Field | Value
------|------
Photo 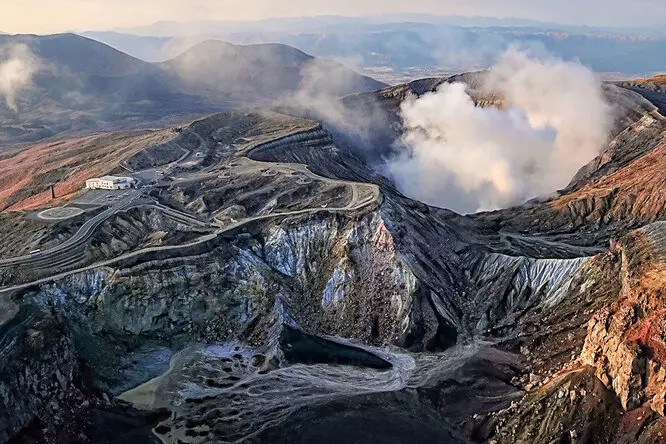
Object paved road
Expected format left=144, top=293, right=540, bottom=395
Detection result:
left=146, top=202, right=211, bottom=228
left=0, top=192, right=141, bottom=268
left=0, top=134, right=380, bottom=292
left=0, top=198, right=209, bottom=274
left=0, top=183, right=379, bottom=295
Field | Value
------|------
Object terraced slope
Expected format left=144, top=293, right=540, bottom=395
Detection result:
left=5, top=76, right=666, bottom=444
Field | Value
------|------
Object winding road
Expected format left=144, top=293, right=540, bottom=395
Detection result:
left=0, top=194, right=140, bottom=268
left=0, top=143, right=380, bottom=294
left=0, top=180, right=379, bottom=295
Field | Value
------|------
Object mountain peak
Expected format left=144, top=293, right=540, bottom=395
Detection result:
left=161, top=39, right=385, bottom=101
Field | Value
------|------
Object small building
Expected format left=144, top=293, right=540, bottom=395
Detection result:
left=85, top=176, right=137, bottom=190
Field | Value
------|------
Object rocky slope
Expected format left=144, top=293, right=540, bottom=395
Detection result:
left=618, top=75, right=666, bottom=115
left=3, top=79, right=666, bottom=444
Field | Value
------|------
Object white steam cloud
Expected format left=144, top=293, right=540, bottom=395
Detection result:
left=0, top=44, right=39, bottom=111
left=387, top=49, right=613, bottom=214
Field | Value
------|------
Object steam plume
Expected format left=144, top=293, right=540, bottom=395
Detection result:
left=387, top=49, right=613, bottom=214
left=0, top=44, right=39, bottom=111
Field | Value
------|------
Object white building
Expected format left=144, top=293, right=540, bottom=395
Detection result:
left=85, top=176, right=137, bottom=190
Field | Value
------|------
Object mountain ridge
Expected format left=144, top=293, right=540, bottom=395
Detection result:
left=3, top=73, right=666, bottom=442
left=0, top=33, right=385, bottom=147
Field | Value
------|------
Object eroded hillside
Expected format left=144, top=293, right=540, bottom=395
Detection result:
left=3, top=76, right=666, bottom=444
left=0, top=129, right=179, bottom=211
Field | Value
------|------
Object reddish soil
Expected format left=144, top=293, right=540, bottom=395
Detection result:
left=548, top=139, right=666, bottom=223
left=0, top=130, right=175, bottom=211
left=635, top=75, right=666, bottom=88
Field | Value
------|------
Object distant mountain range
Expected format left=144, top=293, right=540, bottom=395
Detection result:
left=0, top=33, right=384, bottom=146
left=107, top=15, right=666, bottom=38
left=83, top=18, right=666, bottom=80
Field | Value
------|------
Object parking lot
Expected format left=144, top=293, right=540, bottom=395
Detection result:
left=71, top=188, right=142, bottom=207
left=131, top=169, right=160, bottom=186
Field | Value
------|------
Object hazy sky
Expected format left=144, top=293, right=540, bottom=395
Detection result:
left=1, top=0, right=665, bottom=34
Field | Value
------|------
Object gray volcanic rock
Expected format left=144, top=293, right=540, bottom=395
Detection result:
left=23, top=206, right=436, bottom=349
left=0, top=305, right=82, bottom=442
left=4, top=80, right=666, bottom=443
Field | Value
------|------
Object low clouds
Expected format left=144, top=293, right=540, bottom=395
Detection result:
left=0, top=44, right=39, bottom=111
left=2, top=0, right=665, bottom=34
left=387, top=49, right=613, bottom=214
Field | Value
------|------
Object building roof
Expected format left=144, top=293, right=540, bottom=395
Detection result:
left=88, top=176, right=133, bottom=182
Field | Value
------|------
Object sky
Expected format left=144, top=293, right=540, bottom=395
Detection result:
left=1, top=0, right=665, bottom=34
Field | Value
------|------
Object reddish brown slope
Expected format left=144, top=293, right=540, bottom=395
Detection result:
left=483, top=129, right=666, bottom=235
left=0, top=130, right=176, bottom=211
left=549, top=138, right=666, bottom=225
left=634, top=75, right=666, bottom=88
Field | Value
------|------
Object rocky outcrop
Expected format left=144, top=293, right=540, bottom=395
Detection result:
left=38, top=247, right=286, bottom=347
left=581, top=222, right=666, bottom=415
left=490, top=367, right=623, bottom=444
left=0, top=306, right=82, bottom=442
left=21, top=206, right=437, bottom=352
left=262, top=211, right=420, bottom=345
left=479, top=223, right=666, bottom=441
left=5, top=81, right=666, bottom=443
left=465, top=253, right=589, bottom=333
left=0, top=198, right=467, bottom=442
